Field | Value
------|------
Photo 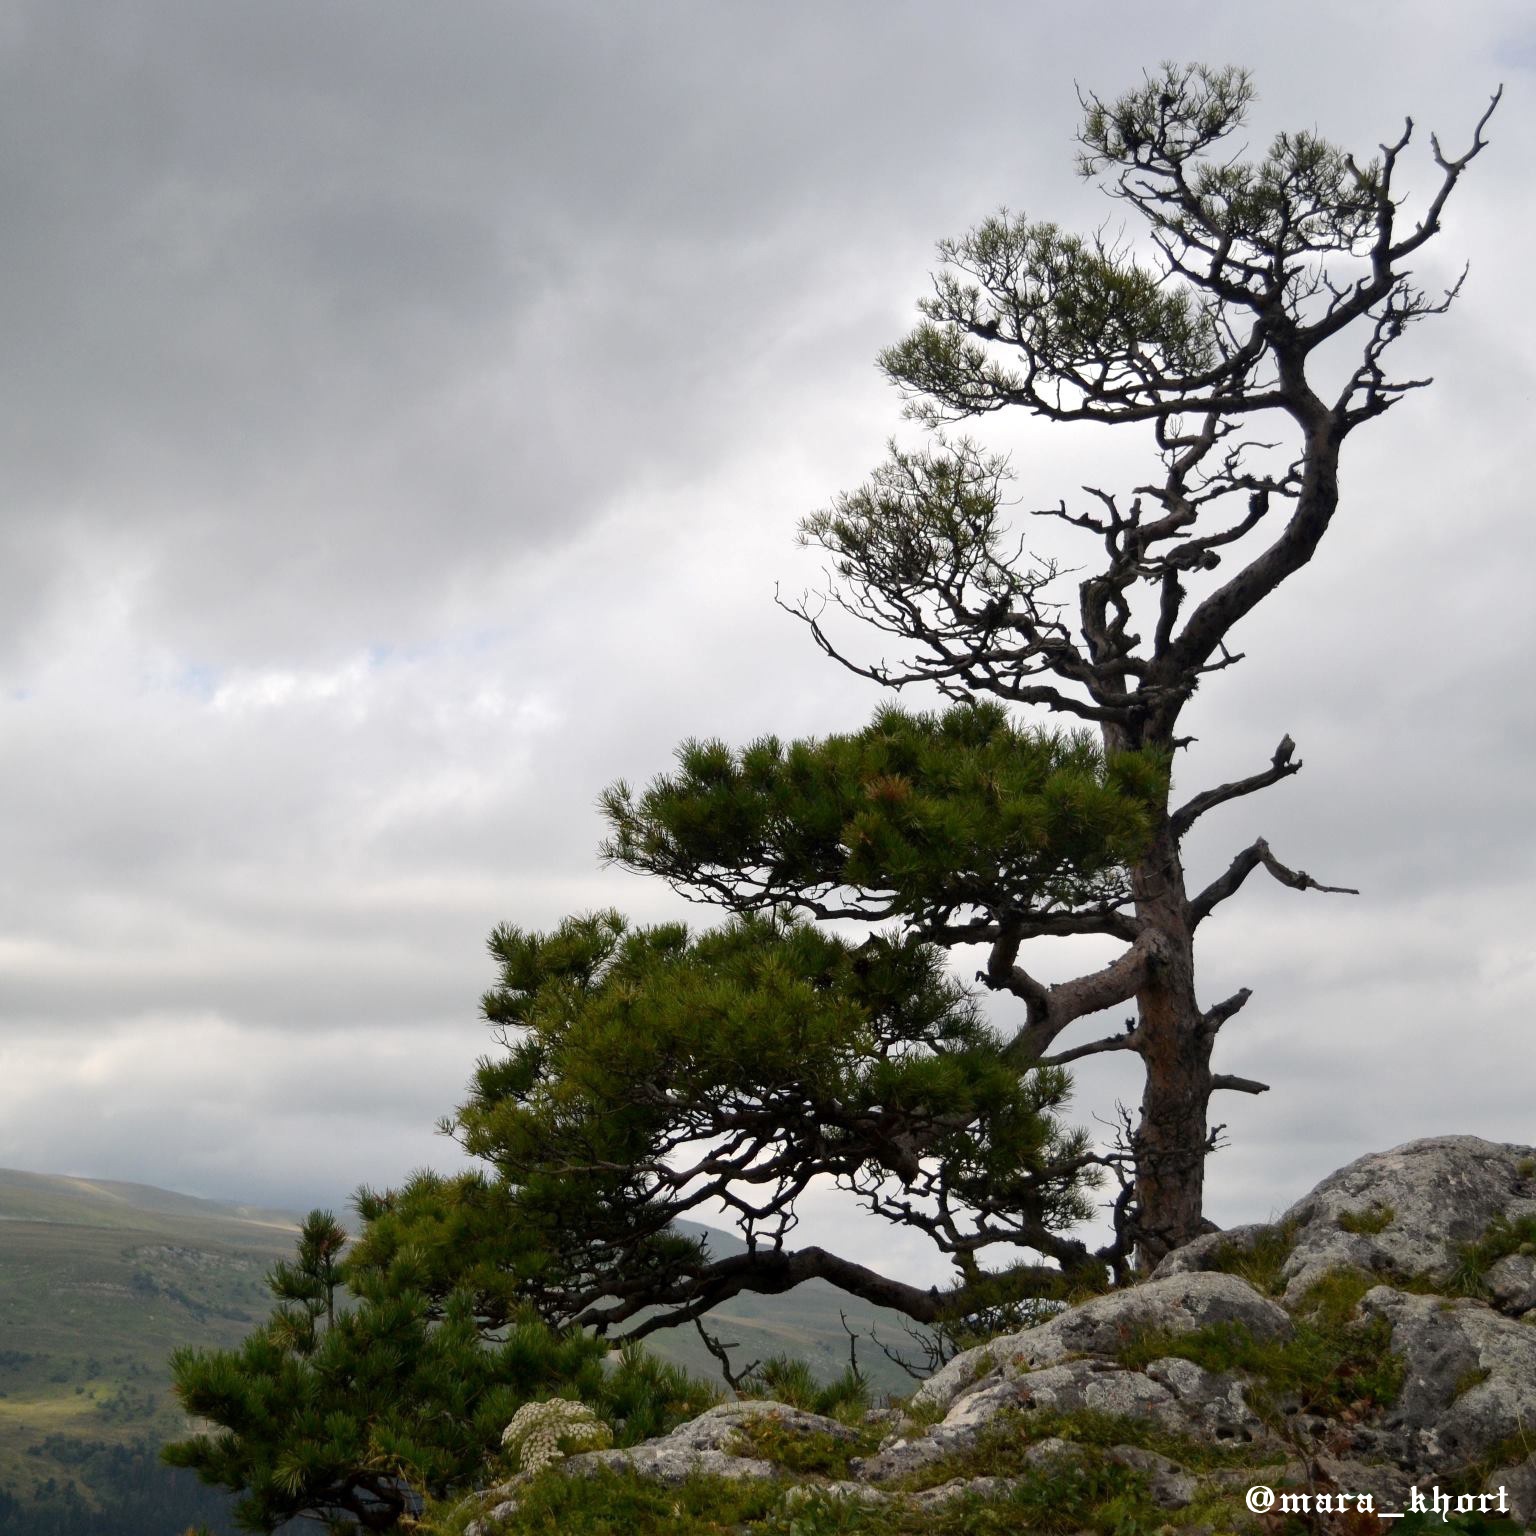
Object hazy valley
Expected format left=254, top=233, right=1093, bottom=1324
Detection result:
left=0, top=1166, right=914, bottom=1534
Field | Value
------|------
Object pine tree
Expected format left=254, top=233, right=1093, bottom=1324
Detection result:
left=607, top=64, right=1498, bottom=1265
left=162, top=1211, right=615, bottom=1532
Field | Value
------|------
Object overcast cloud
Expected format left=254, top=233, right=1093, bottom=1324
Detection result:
left=0, top=1, right=1531, bottom=1284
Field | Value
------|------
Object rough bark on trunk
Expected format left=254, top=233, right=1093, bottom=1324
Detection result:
left=1126, top=821, right=1212, bottom=1268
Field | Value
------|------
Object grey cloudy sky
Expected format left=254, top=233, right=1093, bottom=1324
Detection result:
left=1, top=1, right=1531, bottom=1283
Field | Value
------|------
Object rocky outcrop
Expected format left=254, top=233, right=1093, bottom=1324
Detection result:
left=461, top=1136, right=1536, bottom=1534
left=1361, top=1286, right=1536, bottom=1469
left=466, top=1402, right=814, bottom=1531
left=1155, top=1135, right=1536, bottom=1309
left=910, top=1270, right=1291, bottom=1414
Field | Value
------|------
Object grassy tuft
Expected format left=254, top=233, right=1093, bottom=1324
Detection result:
left=419, top=1466, right=782, bottom=1535
left=731, top=1411, right=880, bottom=1479
left=1202, top=1220, right=1298, bottom=1297
left=1336, top=1203, right=1395, bottom=1236
left=1114, top=1266, right=1403, bottom=1419
left=979, top=1406, right=1270, bottom=1475
left=1442, top=1214, right=1536, bottom=1299
left=741, top=1356, right=870, bottom=1423
left=1451, top=1366, right=1492, bottom=1401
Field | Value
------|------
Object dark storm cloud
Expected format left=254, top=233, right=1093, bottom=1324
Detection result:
left=0, top=0, right=1530, bottom=1242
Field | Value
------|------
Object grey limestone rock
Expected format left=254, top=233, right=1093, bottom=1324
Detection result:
left=570, top=1399, right=861, bottom=1485
left=911, top=1270, right=1290, bottom=1414
left=1151, top=1222, right=1277, bottom=1279
left=466, top=1137, right=1536, bottom=1535
left=783, top=1470, right=1040, bottom=1511
left=465, top=1401, right=833, bottom=1531
left=1142, top=1355, right=1268, bottom=1442
left=1156, top=1136, right=1536, bottom=1308
left=908, top=1472, right=1026, bottom=1509
left=850, top=1433, right=958, bottom=1486
left=1486, top=1250, right=1536, bottom=1315
left=1487, top=1453, right=1536, bottom=1527
left=780, top=1478, right=890, bottom=1509
left=978, top=1351, right=1266, bottom=1444
left=1309, top=1454, right=1417, bottom=1516
left=1360, top=1286, right=1536, bottom=1471
left=1005, top=1357, right=1180, bottom=1422
left=1105, top=1444, right=1199, bottom=1509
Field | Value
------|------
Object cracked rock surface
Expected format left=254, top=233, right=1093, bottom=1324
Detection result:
left=462, top=1135, right=1536, bottom=1534
left=1156, top=1134, right=1536, bottom=1306
left=911, top=1270, right=1291, bottom=1414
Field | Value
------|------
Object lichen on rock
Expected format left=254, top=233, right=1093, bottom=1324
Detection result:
left=453, top=1136, right=1536, bottom=1534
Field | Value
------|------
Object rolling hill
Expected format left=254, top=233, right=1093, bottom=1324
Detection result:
left=0, top=1167, right=925, bottom=1533
left=0, top=1167, right=304, bottom=1533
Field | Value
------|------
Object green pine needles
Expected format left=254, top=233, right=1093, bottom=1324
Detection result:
left=162, top=57, right=1498, bottom=1532
left=163, top=1212, right=613, bottom=1531
left=452, top=892, right=1117, bottom=1340
left=164, top=1210, right=715, bottom=1531
left=601, top=701, right=1166, bottom=936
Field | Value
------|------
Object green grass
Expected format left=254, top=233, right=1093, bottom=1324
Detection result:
left=1336, top=1203, right=1395, bottom=1235
left=1114, top=1267, right=1404, bottom=1419
left=1442, top=1213, right=1536, bottom=1299
left=964, top=1406, right=1271, bottom=1475
left=1199, top=1219, right=1298, bottom=1296
left=0, top=1167, right=304, bottom=1509
left=730, top=1406, right=880, bottom=1479
left=422, top=1453, right=1160, bottom=1536
left=1452, top=1365, right=1492, bottom=1400
left=429, top=1413, right=1269, bottom=1536
left=1208, top=1205, right=1536, bottom=1306
left=424, top=1467, right=783, bottom=1536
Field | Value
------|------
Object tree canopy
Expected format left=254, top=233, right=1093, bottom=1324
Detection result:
left=631, top=62, right=1497, bottom=1262
left=164, top=1212, right=712, bottom=1532
left=165, top=60, right=1498, bottom=1528
left=369, top=62, right=1498, bottom=1336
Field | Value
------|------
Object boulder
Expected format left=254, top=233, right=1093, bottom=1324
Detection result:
left=1360, top=1286, right=1536, bottom=1471
left=1486, top=1251, right=1536, bottom=1316
left=465, top=1402, right=817, bottom=1534
left=1156, top=1135, right=1536, bottom=1306
left=1488, top=1454, right=1536, bottom=1528
left=835, top=1272, right=1283, bottom=1493
left=1105, top=1444, right=1200, bottom=1509
left=460, top=1135, right=1536, bottom=1535
left=911, top=1270, right=1291, bottom=1413
left=567, top=1400, right=857, bottom=1484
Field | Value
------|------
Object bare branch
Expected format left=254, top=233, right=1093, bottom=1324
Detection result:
left=692, top=1318, right=761, bottom=1393
left=838, top=1310, right=867, bottom=1388
left=1171, top=736, right=1301, bottom=836
left=1201, top=988, right=1253, bottom=1035
left=1038, top=1023, right=1142, bottom=1068
left=1211, top=1073, right=1270, bottom=1095
left=991, top=930, right=1167, bottom=1063
left=576, top=1245, right=950, bottom=1337
left=1191, top=837, right=1359, bottom=926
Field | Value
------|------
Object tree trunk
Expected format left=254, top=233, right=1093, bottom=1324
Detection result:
left=1128, top=817, right=1213, bottom=1269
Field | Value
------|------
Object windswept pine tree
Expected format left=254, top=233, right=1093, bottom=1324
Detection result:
left=168, top=68, right=1499, bottom=1527
left=606, top=63, right=1498, bottom=1266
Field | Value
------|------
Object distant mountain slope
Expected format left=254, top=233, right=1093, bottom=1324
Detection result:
left=0, top=1165, right=300, bottom=1230
left=0, top=1168, right=926, bottom=1532
left=0, top=1167, right=304, bottom=1534
left=657, top=1219, right=925, bottom=1394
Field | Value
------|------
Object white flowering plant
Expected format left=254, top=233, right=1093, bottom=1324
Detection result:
left=500, top=1396, right=613, bottom=1475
